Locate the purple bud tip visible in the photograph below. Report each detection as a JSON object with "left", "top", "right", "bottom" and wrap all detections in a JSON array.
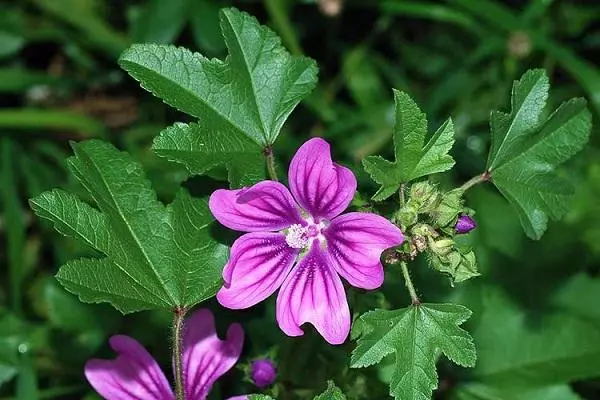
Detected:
[
  {"left": 251, "top": 359, "right": 277, "bottom": 388},
  {"left": 455, "top": 215, "right": 476, "bottom": 234}
]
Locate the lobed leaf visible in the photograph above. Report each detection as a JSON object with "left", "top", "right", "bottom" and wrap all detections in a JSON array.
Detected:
[
  {"left": 119, "top": 8, "right": 318, "bottom": 186},
  {"left": 351, "top": 303, "right": 476, "bottom": 400},
  {"left": 153, "top": 122, "right": 265, "bottom": 188},
  {"left": 314, "top": 381, "right": 346, "bottom": 400},
  {"left": 29, "top": 140, "right": 227, "bottom": 313},
  {"left": 486, "top": 69, "right": 592, "bottom": 239},
  {"left": 362, "top": 90, "right": 455, "bottom": 201}
]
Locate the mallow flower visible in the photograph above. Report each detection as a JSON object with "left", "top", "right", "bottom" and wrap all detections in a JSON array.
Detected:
[
  {"left": 210, "top": 138, "right": 404, "bottom": 344},
  {"left": 84, "top": 309, "right": 246, "bottom": 400}
]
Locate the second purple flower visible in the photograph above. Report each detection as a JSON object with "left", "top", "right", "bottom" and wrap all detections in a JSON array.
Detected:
[{"left": 209, "top": 138, "right": 404, "bottom": 345}]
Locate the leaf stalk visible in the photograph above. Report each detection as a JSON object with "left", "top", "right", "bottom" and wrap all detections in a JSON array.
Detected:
[
  {"left": 173, "top": 307, "right": 186, "bottom": 400},
  {"left": 400, "top": 261, "right": 420, "bottom": 305},
  {"left": 458, "top": 171, "right": 490, "bottom": 192},
  {"left": 265, "top": 146, "right": 279, "bottom": 181}
]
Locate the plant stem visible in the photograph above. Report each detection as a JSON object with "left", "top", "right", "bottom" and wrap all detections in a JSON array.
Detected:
[
  {"left": 400, "top": 262, "right": 420, "bottom": 305},
  {"left": 459, "top": 171, "right": 491, "bottom": 192},
  {"left": 263, "top": 0, "right": 302, "bottom": 55},
  {"left": 399, "top": 183, "right": 406, "bottom": 206},
  {"left": 172, "top": 308, "right": 186, "bottom": 400},
  {"left": 265, "top": 146, "right": 279, "bottom": 181}
]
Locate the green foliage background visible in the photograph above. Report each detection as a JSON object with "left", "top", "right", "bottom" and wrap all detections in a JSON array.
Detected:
[{"left": 1, "top": 0, "right": 599, "bottom": 399}]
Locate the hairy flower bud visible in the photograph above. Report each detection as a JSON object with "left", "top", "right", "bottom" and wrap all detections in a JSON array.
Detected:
[
  {"left": 428, "top": 238, "right": 454, "bottom": 257},
  {"left": 455, "top": 215, "right": 476, "bottom": 234},
  {"left": 409, "top": 181, "right": 439, "bottom": 213},
  {"left": 396, "top": 206, "right": 418, "bottom": 227},
  {"left": 251, "top": 359, "right": 277, "bottom": 388}
]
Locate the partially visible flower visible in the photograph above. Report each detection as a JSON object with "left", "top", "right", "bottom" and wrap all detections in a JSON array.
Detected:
[
  {"left": 210, "top": 138, "right": 404, "bottom": 345},
  {"left": 455, "top": 215, "right": 477, "bottom": 234},
  {"left": 84, "top": 309, "right": 245, "bottom": 400},
  {"left": 250, "top": 359, "right": 277, "bottom": 388}
]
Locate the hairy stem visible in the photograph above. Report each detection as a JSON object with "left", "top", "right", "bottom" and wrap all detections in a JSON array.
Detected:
[
  {"left": 172, "top": 308, "right": 186, "bottom": 400},
  {"left": 399, "top": 183, "right": 406, "bottom": 206},
  {"left": 459, "top": 171, "right": 491, "bottom": 192},
  {"left": 400, "top": 262, "right": 420, "bottom": 305},
  {"left": 265, "top": 146, "right": 279, "bottom": 181}
]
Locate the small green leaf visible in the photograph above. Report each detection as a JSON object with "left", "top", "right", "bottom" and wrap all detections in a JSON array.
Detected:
[
  {"left": 486, "top": 69, "right": 592, "bottom": 239},
  {"left": 351, "top": 303, "right": 476, "bottom": 400},
  {"left": 153, "top": 122, "right": 265, "bottom": 188},
  {"left": 29, "top": 140, "right": 228, "bottom": 313},
  {"left": 119, "top": 7, "right": 317, "bottom": 148},
  {"left": 362, "top": 90, "right": 455, "bottom": 200},
  {"left": 248, "top": 395, "right": 275, "bottom": 400},
  {"left": 314, "top": 381, "right": 346, "bottom": 400}
]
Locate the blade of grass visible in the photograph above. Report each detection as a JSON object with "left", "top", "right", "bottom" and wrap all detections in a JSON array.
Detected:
[{"left": 0, "top": 109, "right": 106, "bottom": 137}]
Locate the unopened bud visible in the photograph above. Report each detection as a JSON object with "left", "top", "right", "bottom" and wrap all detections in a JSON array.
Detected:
[
  {"left": 455, "top": 215, "right": 476, "bottom": 234},
  {"left": 396, "top": 206, "right": 418, "bottom": 227},
  {"left": 251, "top": 359, "right": 277, "bottom": 388},
  {"left": 409, "top": 181, "right": 439, "bottom": 212},
  {"left": 429, "top": 238, "right": 454, "bottom": 257}
]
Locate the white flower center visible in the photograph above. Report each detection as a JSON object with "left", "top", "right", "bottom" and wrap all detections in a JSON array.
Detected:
[
  {"left": 285, "top": 224, "right": 309, "bottom": 249},
  {"left": 284, "top": 220, "right": 329, "bottom": 249}
]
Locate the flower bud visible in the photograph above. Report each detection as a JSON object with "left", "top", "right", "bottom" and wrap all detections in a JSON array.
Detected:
[
  {"left": 428, "top": 238, "right": 454, "bottom": 257},
  {"left": 251, "top": 359, "right": 277, "bottom": 388},
  {"left": 409, "top": 182, "right": 439, "bottom": 212},
  {"left": 396, "top": 206, "right": 418, "bottom": 227},
  {"left": 455, "top": 215, "right": 476, "bottom": 234}
]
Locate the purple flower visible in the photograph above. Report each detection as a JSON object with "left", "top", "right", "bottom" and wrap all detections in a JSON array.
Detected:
[
  {"left": 250, "top": 359, "right": 277, "bottom": 388},
  {"left": 210, "top": 138, "right": 404, "bottom": 344},
  {"left": 455, "top": 215, "right": 477, "bottom": 234},
  {"left": 84, "top": 309, "right": 246, "bottom": 400}
]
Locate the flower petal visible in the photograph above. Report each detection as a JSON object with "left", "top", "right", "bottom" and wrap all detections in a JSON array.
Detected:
[
  {"left": 209, "top": 181, "right": 303, "bottom": 232},
  {"left": 217, "top": 232, "right": 299, "bottom": 309},
  {"left": 84, "top": 335, "right": 173, "bottom": 400},
  {"left": 183, "top": 309, "right": 244, "bottom": 400},
  {"left": 288, "top": 138, "right": 357, "bottom": 220},
  {"left": 276, "top": 241, "right": 350, "bottom": 345},
  {"left": 324, "top": 212, "right": 404, "bottom": 289}
]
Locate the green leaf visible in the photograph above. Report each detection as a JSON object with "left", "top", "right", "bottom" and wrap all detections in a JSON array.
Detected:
[
  {"left": 473, "top": 287, "right": 600, "bottom": 386},
  {"left": 314, "top": 381, "right": 346, "bottom": 400},
  {"left": 351, "top": 303, "right": 476, "bottom": 400},
  {"left": 453, "top": 383, "right": 582, "bottom": 400},
  {"left": 485, "top": 69, "right": 592, "bottom": 239},
  {"left": 362, "top": 90, "right": 455, "bottom": 201},
  {"left": 248, "top": 395, "right": 276, "bottom": 400},
  {"left": 119, "top": 7, "right": 317, "bottom": 147},
  {"left": 552, "top": 273, "right": 600, "bottom": 321},
  {"left": 29, "top": 140, "right": 228, "bottom": 313},
  {"left": 153, "top": 122, "right": 265, "bottom": 188},
  {"left": 189, "top": 0, "right": 226, "bottom": 54},
  {"left": 131, "top": 0, "right": 187, "bottom": 44}
]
